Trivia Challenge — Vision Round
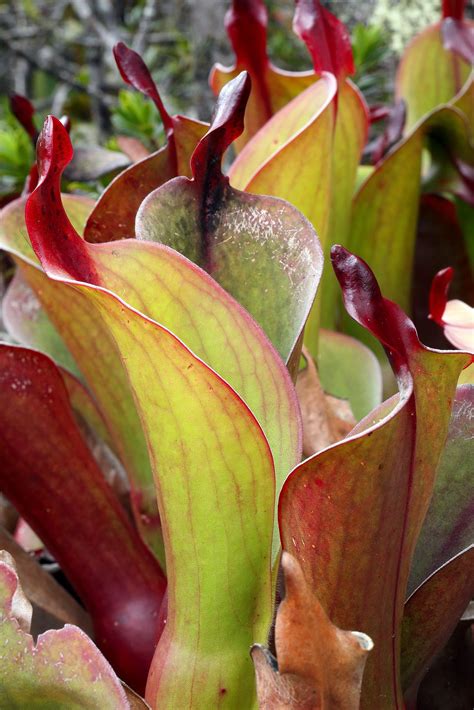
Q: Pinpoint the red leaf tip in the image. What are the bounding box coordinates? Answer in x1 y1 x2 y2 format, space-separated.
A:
9 94 37 141
442 0 465 19
429 267 454 325
331 245 420 376
293 0 354 80
190 71 251 183
37 115 73 182
225 0 269 72
26 116 98 283
113 42 173 133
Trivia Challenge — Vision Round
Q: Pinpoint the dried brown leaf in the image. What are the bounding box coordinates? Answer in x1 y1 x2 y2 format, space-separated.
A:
0 529 92 636
121 682 152 708
253 553 372 710
296 347 356 456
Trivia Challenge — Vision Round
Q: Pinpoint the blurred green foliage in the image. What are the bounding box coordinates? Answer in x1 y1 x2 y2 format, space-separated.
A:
351 23 392 104
111 90 165 148
0 104 34 198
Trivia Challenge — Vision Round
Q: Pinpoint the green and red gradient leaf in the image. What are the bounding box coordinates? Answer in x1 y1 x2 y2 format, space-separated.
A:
22 113 301 556
395 7 473 130
23 189 277 707
288 0 368 332
0 552 132 709
229 75 336 240
278 246 471 708
0 344 166 693
84 43 207 243
136 72 323 362
209 0 315 151
228 74 368 343
293 0 355 81
345 105 473 351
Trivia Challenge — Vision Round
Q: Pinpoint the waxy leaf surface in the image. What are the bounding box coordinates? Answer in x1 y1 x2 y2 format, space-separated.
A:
210 0 315 151
0 552 131 709
84 118 207 244
252 553 372 709
396 20 472 130
136 73 323 362
229 75 336 242
229 75 367 341
279 246 470 708
3 115 301 559
84 43 207 243
25 201 276 708
0 344 166 692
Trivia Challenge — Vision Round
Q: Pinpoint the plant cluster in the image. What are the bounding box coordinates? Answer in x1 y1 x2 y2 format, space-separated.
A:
0 0 472 708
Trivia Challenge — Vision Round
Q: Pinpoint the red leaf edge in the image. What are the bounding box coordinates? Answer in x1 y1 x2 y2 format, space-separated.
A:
113 42 173 135
429 267 454 325
293 0 355 80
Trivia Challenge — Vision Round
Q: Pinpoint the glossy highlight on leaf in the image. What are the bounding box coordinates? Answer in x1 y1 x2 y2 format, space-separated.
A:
0 552 131 709
2 269 80 375
279 245 470 707
229 74 336 237
136 73 323 362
